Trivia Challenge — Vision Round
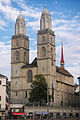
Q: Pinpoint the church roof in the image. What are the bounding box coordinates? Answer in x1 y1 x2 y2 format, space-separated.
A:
22 58 37 68
42 7 50 15
56 66 73 77
77 76 80 79
0 74 8 79
22 58 73 77
16 13 25 22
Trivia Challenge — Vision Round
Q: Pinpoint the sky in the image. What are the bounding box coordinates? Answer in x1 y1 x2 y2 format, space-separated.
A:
0 0 80 83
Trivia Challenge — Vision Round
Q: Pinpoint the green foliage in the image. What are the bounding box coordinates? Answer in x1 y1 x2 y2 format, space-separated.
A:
28 74 47 105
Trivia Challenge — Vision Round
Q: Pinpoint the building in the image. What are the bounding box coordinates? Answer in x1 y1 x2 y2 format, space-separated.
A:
11 6 74 107
76 77 80 106
0 74 9 118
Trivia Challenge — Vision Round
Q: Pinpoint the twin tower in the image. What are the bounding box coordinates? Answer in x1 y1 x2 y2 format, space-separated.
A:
11 6 64 104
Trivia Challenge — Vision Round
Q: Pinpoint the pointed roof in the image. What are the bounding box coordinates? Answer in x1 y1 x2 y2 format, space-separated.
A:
60 41 65 69
0 74 8 79
42 4 50 15
40 5 52 30
21 57 73 77
61 41 64 64
16 12 25 22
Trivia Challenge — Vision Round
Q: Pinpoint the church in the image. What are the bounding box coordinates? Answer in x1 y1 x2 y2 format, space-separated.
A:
11 6 74 107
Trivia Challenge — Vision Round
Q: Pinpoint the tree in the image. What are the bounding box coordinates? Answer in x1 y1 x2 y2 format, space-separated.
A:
28 74 47 105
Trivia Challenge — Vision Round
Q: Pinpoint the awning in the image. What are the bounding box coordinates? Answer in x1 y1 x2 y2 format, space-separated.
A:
35 112 48 115
36 112 42 114
43 112 48 115
12 112 24 115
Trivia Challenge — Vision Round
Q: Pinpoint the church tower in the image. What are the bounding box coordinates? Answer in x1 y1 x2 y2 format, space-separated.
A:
37 5 56 103
11 13 29 103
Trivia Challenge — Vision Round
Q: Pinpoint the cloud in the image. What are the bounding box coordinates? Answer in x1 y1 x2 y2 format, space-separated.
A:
14 0 41 19
0 0 11 5
0 1 18 21
0 16 6 30
0 41 11 80
29 50 37 63
28 20 40 31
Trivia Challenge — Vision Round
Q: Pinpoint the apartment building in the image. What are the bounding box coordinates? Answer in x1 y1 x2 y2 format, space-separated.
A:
0 74 9 118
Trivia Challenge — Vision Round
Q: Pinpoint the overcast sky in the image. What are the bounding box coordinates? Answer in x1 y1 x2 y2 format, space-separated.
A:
0 0 80 83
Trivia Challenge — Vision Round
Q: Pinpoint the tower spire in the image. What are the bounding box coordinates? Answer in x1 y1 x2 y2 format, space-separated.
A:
60 40 65 69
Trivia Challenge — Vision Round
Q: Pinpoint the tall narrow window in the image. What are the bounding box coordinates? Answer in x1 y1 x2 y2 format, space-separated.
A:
0 104 1 109
25 91 27 98
0 96 1 101
16 92 18 96
42 35 45 42
24 52 26 61
0 81 1 85
42 47 46 57
51 48 53 65
16 41 19 46
51 36 53 43
16 51 19 61
28 70 32 83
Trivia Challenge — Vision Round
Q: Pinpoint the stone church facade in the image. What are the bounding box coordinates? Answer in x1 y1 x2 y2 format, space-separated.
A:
11 6 74 107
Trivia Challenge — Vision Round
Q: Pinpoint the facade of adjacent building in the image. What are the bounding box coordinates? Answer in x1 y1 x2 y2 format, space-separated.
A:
11 6 74 107
76 77 80 107
0 74 9 118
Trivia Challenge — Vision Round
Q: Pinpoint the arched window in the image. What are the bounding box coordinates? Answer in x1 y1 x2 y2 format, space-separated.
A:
51 36 53 43
42 35 45 42
28 70 32 83
42 47 46 57
16 51 19 61
16 41 19 46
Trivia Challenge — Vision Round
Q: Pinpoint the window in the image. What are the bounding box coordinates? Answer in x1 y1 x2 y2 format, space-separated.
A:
6 89 8 94
16 51 19 61
13 109 15 112
0 81 1 85
61 100 63 106
0 104 1 109
24 52 26 61
16 41 19 46
51 36 53 43
42 47 46 57
6 104 8 110
16 92 18 96
25 91 27 98
0 96 1 101
42 35 45 42
15 81 17 85
28 70 32 83
6 97 8 103
51 48 53 65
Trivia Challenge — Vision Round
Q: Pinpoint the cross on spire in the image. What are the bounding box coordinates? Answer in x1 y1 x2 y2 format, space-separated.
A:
20 11 21 14
45 4 47 8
